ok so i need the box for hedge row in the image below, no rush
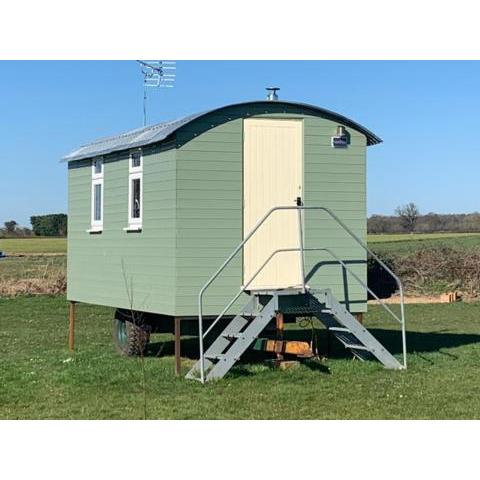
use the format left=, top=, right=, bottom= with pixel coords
left=369, top=247, right=480, bottom=298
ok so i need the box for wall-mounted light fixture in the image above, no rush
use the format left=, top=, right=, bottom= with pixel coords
left=331, top=125, right=349, bottom=148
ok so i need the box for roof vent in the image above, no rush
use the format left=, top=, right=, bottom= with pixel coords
left=266, top=87, right=280, bottom=101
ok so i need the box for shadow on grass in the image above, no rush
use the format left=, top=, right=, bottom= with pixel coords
left=368, top=328, right=480, bottom=357
left=146, top=327, right=480, bottom=365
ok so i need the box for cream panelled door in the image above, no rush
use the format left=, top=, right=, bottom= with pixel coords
left=243, top=118, right=303, bottom=290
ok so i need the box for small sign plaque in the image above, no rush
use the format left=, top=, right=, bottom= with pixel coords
left=331, top=135, right=348, bottom=148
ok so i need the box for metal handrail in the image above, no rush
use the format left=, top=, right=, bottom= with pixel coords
left=199, top=246, right=406, bottom=380
left=196, top=205, right=407, bottom=382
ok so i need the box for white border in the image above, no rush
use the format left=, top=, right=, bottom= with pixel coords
left=0, top=421, right=477, bottom=479
left=2, top=2, right=480, bottom=59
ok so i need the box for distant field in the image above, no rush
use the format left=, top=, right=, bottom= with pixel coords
left=368, top=232, right=480, bottom=254
left=368, top=232, right=480, bottom=243
left=0, top=237, right=67, bottom=254
left=1, top=232, right=480, bottom=258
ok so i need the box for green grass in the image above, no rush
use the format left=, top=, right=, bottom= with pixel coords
left=1, top=295, right=479, bottom=419
left=1, top=233, right=478, bottom=256
left=0, top=237, right=67, bottom=255
left=368, top=232, right=480, bottom=254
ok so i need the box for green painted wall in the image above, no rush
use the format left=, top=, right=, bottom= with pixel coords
left=175, top=118, right=245, bottom=317
left=174, top=104, right=367, bottom=316
left=68, top=102, right=369, bottom=317
left=67, top=144, right=177, bottom=315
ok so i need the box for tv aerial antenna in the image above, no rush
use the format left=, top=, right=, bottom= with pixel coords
left=136, top=60, right=176, bottom=126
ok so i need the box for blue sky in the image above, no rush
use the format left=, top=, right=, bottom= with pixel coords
left=1, top=60, right=479, bottom=227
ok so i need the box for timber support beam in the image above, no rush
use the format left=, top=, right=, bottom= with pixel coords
left=174, top=317, right=182, bottom=377
left=69, top=301, right=76, bottom=352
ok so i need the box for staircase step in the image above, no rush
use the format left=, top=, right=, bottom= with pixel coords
left=222, top=333, right=247, bottom=340
left=329, top=327, right=350, bottom=333
left=205, top=353, right=234, bottom=361
left=350, top=349, right=373, bottom=361
left=343, top=344, right=369, bottom=351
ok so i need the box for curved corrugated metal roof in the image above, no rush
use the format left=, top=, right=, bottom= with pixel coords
left=62, top=100, right=382, bottom=162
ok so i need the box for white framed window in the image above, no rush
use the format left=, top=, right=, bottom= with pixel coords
left=130, top=149, right=142, bottom=172
left=92, top=156, right=103, bottom=179
left=89, top=157, right=103, bottom=232
left=125, top=149, right=143, bottom=231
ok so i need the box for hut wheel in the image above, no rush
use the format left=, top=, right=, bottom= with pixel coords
left=113, top=309, right=150, bottom=356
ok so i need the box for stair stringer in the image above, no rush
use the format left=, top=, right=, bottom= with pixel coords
left=185, top=296, right=265, bottom=381
left=310, top=289, right=403, bottom=370
left=203, top=296, right=277, bottom=381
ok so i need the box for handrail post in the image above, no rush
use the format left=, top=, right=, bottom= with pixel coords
left=399, top=284, right=407, bottom=369
left=198, top=292, right=205, bottom=383
left=297, top=204, right=306, bottom=292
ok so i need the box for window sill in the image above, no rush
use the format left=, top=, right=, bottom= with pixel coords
left=123, top=226, right=142, bottom=232
left=86, top=228, right=103, bottom=234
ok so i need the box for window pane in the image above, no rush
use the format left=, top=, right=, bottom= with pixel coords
left=94, top=184, right=102, bottom=221
left=94, top=159, right=102, bottom=175
left=131, top=178, right=141, bottom=218
left=131, top=152, right=141, bottom=168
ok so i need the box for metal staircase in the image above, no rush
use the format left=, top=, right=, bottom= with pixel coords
left=186, top=287, right=403, bottom=381
left=310, top=289, right=403, bottom=369
left=187, top=204, right=407, bottom=383
left=186, top=296, right=276, bottom=381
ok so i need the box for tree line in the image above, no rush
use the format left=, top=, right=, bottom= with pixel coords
left=1, top=214, right=67, bottom=237
left=2, top=205, right=480, bottom=237
left=369, top=203, right=480, bottom=234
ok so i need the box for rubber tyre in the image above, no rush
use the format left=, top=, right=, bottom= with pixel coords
left=113, top=310, right=150, bottom=356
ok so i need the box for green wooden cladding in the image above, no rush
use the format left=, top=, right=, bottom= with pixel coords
left=67, top=102, right=369, bottom=317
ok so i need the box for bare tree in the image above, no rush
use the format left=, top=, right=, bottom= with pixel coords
left=395, top=203, right=420, bottom=233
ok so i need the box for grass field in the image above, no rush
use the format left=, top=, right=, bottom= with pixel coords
left=1, top=295, right=479, bottom=419
left=0, top=237, right=67, bottom=254
left=368, top=232, right=480, bottom=243
left=368, top=232, right=480, bottom=254
left=0, top=256, right=66, bottom=281
left=0, top=238, right=67, bottom=294
left=2, top=232, right=480, bottom=257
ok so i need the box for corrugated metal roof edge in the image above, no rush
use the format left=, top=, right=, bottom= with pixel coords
left=62, top=100, right=382, bottom=162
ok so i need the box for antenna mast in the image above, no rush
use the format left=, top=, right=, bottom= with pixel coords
left=137, top=60, right=176, bottom=126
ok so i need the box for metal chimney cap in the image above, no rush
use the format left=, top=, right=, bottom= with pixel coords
left=266, top=87, right=280, bottom=101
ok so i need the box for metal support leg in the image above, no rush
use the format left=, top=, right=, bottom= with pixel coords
left=69, top=301, right=76, bottom=352
left=174, top=317, right=181, bottom=377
